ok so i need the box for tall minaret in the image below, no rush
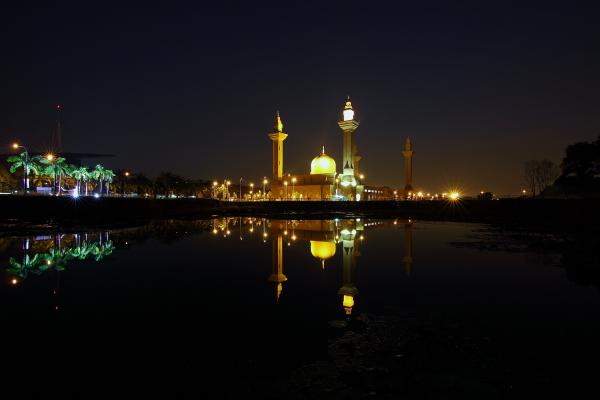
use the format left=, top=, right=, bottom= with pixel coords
left=337, top=97, right=360, bottom=185
left=402, top=137, right=414, bottom=194
left=268, top=111, right=288, bottom=184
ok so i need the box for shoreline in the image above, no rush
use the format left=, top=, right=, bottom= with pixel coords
left=0, top=195, right=598, bottom=232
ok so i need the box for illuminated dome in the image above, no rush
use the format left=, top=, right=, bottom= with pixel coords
left=310, top=240, right=336, bottom=269
left=310, top=147, right=337, bottom=175
left=310, top=240, right=336, bottom=261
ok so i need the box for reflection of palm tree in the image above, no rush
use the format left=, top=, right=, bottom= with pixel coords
left=8, top=254, right=45, bottom=278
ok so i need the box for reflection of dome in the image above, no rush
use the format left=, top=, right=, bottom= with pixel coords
left=310, top=240, right=336, bottom=269
left=343, top=295, right=354, bottom=315
left=310, top=148, right=336, bottom=175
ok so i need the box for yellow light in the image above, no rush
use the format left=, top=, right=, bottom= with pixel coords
left=284, top=181, right=288, bottom=186
left=263, top=232, right=268, bottom=238
left=125, top=172, right=130, bottom=177
left=283, top=230, right=288, bottom=235
left=449, top=192, right=460, bottom=201
left=213, top=181, right=218, bottom=186
left=250, top=183, right=254, bottom=188
left=360, top=235, right=364, bottom=240
left=359, top=174, right=364, bottom=180
left=417, top=191, right=423, bottom=197
left=47, top=260, right=52, bottom=265
left=291, top=234, right=296, bottom=241
left=310, top=241, right=336, bottom=261
left=343, top=99, right=355, bottom=121
left=11, top=278, right=18, bottom=285
left=12, top=143, right=19, bottom=149
left=46, top=154, right=54, bottom=161
left=212, top=229, right=218, bottom=234
left=263, top=179, right=268, bottom=184
left=292, top=177, right=297, bottom=183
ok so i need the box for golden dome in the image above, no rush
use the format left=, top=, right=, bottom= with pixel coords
left=310, top=240, right=336, bottom=260
left=310, top=147, right=336, bottom=175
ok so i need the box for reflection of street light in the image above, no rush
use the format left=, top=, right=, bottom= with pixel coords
left=11, top=143, right=30, bottom=191
left=359, top=174, right=364, bottom=180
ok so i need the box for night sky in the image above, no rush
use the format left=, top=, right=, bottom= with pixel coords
left=2, top=1, right=599, bottom=195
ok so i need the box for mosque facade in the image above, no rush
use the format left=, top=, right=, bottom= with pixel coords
left=268, top=98, right=402, bottom=201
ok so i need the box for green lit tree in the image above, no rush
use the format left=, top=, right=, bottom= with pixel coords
left=104, top=169, right=116, bottom=195
left=71, top=166, right=90, bottom=195
left=92, top=165, right=107, bottom=195
left=6, top=153, right=43, bottom=191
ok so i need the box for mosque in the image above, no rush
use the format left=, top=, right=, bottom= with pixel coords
left=267, top=98, right=412, bottom=200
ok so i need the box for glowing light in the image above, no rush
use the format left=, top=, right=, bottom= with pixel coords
left=11, top=278, right=18, bottom=285
left=46, top=154, right=54, bottom=161
left=283, top=230, right=288, bottom=235
left=125, top=172, right=130, bottom=177
left=263, top=232, right=268, bottom=238
left=310, top=241, right=336, bottom=261
left=343, top=99, right=354, bottom=121
left=212, top=229, right=218, bottom=234
left=310, top=152, right=336, bottom=175
left=359, top=174, right=364, bottom=180
left=71, top=190, right=79, bottom=198
left=12, top=143, right=19, bottom=149
left=449, top=192, right=460, bottom=201
left=291, top=234, right=296, bottom=241
left=93, top=193, right=100, bottom=198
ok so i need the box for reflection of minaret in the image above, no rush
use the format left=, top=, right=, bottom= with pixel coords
left=268, top=111, right=288, bottom=184
left=402, top=137, right=414, bottom=194
left=402, top=221, right=414, bottom=276
left=51, top=104, right=63, bottom=153
left=338, top=228, right=358, bottom=316
left=268, top=232, right=287, bottom=303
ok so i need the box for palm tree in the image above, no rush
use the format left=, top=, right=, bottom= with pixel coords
left=41, top=157, right=70, bottom=195
left=92, top=165, right=107, bottom=195
left=104, top=169, right=116, bottom=195
left=6, top=153, right=43, bottom=191
left=71, top=166, right=89, bottom=194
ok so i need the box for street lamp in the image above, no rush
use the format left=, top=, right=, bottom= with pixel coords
left=249, top=183, right=254, bottom=200
left=11, top=143, right=30, bottom=192
left=284, top=181, right=288, bottom=200
left=212, top=181, right=218, bottom=199
left=122, top=171, right=130, bottom=195
left=291, top=177, right=297, bottom=200
left=263, top=177, right=268, bottom=200
left=225, top=180, right=231, bottom=200
left=239, top=178, right=243, bottom=201
left=46, top=153, right=56, bottom=195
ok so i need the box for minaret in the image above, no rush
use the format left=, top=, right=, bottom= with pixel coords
left=268, top=232, right=287, bottom=303
left=268, top=112, right=288, bottom=184
left=337, top=97, right=360, bottom=186
left=402, top=137, right=414, bottom=194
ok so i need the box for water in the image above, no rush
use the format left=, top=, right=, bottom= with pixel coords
left=1, top=218, right=599, bottom=397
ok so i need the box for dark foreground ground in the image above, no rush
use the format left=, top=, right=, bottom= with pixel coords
left=1, top=195, right=599, bottom=232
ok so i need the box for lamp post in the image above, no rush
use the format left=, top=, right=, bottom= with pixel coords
left=284, top=181, right=288, bottom=200
left=212, top=181, right=218, bottom=199
left=291, top=177, right=297, bottom=200
left=12, top=143, right=30, bottom=192
left=122, top=171, right=130, bottom=196
left=226, top=180, right=231, bottom=200
left=239, top=178, right=243, bottom=201
left=249, top=183, right=254, bottom=201
left=263, top=177, right=268, bottom=200
left=46, top=153, right=55, bottom=195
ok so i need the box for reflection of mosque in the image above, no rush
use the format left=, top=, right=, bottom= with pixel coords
left=263, top=218, right=415, bottom=316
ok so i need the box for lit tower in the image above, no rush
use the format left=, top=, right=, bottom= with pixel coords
left=402, top=137, right=414, bottom=195
left=268, top=111, right=288, bottom=185
left=337, top=97, right=360, bottom=188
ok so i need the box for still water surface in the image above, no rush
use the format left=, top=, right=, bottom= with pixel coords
left=1, top=218, right=598, bottom=396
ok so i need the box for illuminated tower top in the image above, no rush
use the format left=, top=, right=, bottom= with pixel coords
left=273, top=110, right=284, bottom=133
left=343, top=96, right=355, bottom=121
